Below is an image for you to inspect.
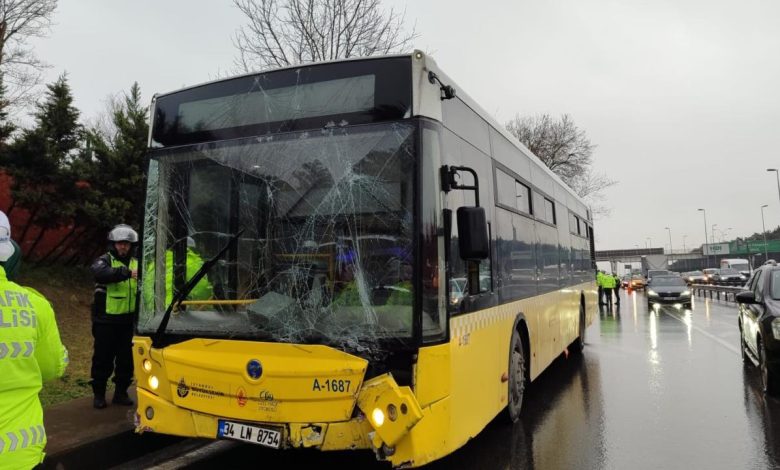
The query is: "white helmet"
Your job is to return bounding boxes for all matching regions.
[107,224,138,243]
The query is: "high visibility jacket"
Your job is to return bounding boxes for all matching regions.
[602,275,617,289]
[91,252,137,323]
[596,272,605,287]
[0,265,68,469]
[143,249,213,309]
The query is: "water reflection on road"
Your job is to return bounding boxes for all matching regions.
[433,290,780,469]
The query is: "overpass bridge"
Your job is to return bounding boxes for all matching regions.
[594,248,710,273]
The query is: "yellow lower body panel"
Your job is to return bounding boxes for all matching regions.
[137,387,374,450]
[137,387,454,467]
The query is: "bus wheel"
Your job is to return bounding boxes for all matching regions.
[504,329,526,423]
[572,303,586,354]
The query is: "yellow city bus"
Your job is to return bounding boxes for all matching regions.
[133,51,596,467]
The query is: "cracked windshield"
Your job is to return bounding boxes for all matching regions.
[139,122,416,348]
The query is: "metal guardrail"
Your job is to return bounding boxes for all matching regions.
[690,283,745,302]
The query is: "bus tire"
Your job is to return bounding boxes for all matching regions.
[503,328,526,423]
[572,302,586,354]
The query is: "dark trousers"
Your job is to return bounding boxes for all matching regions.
[603,288,614,305]
[598,286,604,304]
[90,322,134,393]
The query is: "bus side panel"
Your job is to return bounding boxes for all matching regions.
[442,281,590,455]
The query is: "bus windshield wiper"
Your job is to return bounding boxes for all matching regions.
[152,229,244,347]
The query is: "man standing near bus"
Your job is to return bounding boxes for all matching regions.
[601,272,617,307]
[596,270,606,306]
[0,210,68,469]
[613,272,621,306]
[89,224,138,409]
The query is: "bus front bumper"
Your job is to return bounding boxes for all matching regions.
[135,373,423,456]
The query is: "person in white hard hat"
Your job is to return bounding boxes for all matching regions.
[0,210,68,469]
[89,224,138,409]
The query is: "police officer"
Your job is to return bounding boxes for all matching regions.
[90,224,138,409]
[142,236,213,310]
[602,272,617,307]
[596,270,606,306]
[0,211,68,469]
[613,273,621,306]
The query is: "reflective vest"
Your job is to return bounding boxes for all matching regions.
[596,272,605,287]
[602,275,617,289]
[106,254,137,315]
[0,266,68,469]
[143,249,213,309]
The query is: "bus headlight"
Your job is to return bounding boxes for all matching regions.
[772,318,780,340]
[143,359,152,372]
[372,408,385,427]
[149,375,159,390]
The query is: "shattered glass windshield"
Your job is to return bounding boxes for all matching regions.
[139,122,417,348]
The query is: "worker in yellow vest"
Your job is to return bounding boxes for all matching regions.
[0,210,68,469]
[89,224,138,409]
[596,270,606,306]
[601,271,617,307]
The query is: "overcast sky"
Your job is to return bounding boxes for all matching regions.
[30,0,780,252]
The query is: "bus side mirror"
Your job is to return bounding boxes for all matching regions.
[736,291,756,304]
[457,206,489,260]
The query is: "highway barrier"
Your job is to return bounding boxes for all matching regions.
[690,284,745,302]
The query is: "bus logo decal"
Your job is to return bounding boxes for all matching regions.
[247,359,263,379]
[177,378,190,398]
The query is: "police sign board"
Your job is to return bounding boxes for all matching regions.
[704,243,730,256]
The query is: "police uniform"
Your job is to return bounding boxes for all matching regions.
[0,211,68,469]
[602,273,617,306]
[89,225,138,409]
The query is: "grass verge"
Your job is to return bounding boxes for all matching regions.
[16,265,96,407]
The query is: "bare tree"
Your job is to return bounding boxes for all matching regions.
[506,113,616,215]
[233,0,417,72]
[0,0,57,109]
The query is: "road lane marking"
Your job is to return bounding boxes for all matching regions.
[663,310,740,355]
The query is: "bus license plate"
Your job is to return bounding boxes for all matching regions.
[217,420,282,449]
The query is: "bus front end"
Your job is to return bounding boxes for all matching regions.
[134,54,450,467]
[133,336,423,457]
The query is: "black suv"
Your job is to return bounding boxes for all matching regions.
[737,261,780,395]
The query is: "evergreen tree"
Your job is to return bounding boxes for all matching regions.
[7,73,82,258]
[88,82,149,234]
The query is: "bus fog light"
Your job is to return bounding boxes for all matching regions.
[143,359,152,372]
[387,404,398,422]
[149,375,159,390]
[372,408,385,427]
[145,406,155,420]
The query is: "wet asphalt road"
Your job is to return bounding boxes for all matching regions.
[185,289,780,469]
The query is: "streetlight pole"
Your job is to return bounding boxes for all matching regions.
[665,226,673,268]
[767,169,780,210]
[698,209,709,267]
[683,234,687,253]
[762,204,769,261]
[712,224,718,245]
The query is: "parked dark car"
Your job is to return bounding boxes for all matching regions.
[646,275,692,309]
[737,261,780,395]
[711,268,747,286]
